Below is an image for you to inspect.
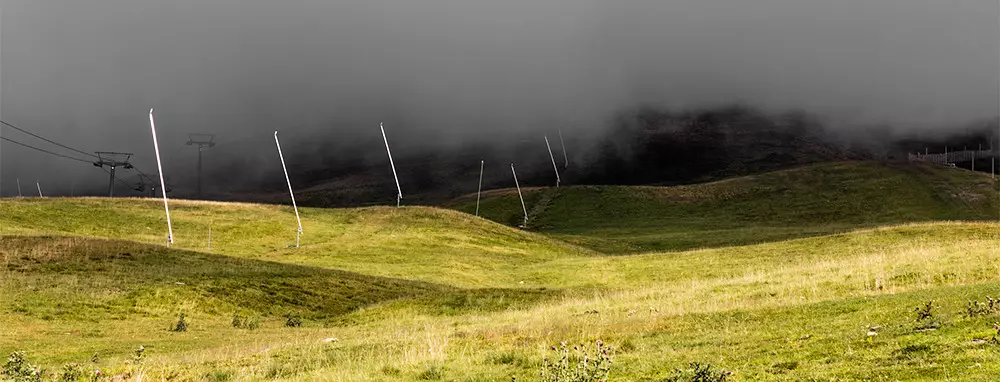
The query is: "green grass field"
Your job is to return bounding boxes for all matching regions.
[448,161,1000,253]
[2,161,1000,381]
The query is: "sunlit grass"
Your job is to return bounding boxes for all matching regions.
[2,162,1000,380]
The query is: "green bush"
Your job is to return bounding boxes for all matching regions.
[540,340,613,382]
[913,301,942,331]
[58,363,83,382]
[232,312,262,330]
[3,352,42,382]
[284,314,303,328]
[171,313,188,332]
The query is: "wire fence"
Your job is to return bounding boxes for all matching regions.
[907,149,996,165]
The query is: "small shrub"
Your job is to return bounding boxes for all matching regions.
[417,365,445,380]
[129,346,145,365]
[284,314,303,328]
[244,316,261,330]
[89,353,99,364]
[231,312,261,330]
[58,363,83,382]
[966,297,998,317]
[3,352,42,382]
[171,313,188,332]
[914,301,935,321]
[992,323,1000,345]
[913,301,941,330]
[540,340,613,382]
[661,362,732,382]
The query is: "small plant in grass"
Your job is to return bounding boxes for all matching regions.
[58,363,83,382]
[231,312,262,330]
[417,365,444,380]
[244,316,261,330]
[540,340,613,382]
[128,346,145,365]
[3,351,42,382]
[284,314,303,328]
[966,297,998,317]
[913,301,941,331]
[992,323,1000,345]
[170,313,188,332]
[661,362,733,382]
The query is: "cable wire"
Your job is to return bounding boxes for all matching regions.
[98,167,135,188]
[0,136,94,164]
[1,120,100,159]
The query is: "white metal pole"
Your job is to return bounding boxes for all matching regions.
[476,160,484,216]
[380,123,403,207]
[274,131,303,248]
[149,109,174,246]
[558,128,568,169]
[511,163,528,227]
[545,135,561,187]
[35,181,42,197]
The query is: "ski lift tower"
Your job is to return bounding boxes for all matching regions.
[93,151,134,197]
[186,133,216,199]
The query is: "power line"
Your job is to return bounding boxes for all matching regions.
[99,167,133,188]
[0,136,93,164]
[0,120,99,159]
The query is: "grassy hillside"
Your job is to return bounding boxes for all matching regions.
[3,163,1000,380]
[447,161,999,253]
[0,198,587,287]
[3,221,1000,380]
[0,236,451,364]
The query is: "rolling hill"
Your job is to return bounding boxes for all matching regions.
[2,161,1000,380]
[446,161,999,253]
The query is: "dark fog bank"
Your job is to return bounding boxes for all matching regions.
[1,1,998,201]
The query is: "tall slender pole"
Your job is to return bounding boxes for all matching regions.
[380,123,403,207]
[197,146,203,198]
[511,163,528,227]
[476,160,484,216]
[557,128,568,169]
[149,109,174,246]
[545,135,561,187]
[16,178,21,197]
[108,166,116,197]
[274,131,303,248]
[35,181,42,197]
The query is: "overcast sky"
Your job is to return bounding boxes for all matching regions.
[1,0,998,195]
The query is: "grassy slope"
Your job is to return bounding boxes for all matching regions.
[2,163,1000,380]
[0,236,450,365]
[7,223,996,380]
[447,161,999,253]
[0,198,587,287]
